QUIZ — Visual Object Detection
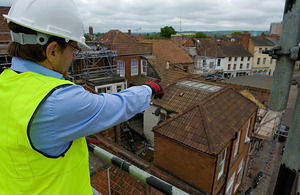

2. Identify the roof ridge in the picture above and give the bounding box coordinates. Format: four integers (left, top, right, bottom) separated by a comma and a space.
198, 104, 215, 154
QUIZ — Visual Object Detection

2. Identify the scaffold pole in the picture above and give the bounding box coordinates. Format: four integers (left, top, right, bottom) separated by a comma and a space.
88, 143, 190, 195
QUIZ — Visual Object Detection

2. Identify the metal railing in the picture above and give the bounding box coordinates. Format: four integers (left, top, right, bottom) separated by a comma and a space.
88, 143, 189, 195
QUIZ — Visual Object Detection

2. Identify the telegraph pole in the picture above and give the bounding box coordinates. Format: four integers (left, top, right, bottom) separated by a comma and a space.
267, 0, 300, 194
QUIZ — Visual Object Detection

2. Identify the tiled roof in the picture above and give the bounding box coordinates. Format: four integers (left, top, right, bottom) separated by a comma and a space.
144, 39, 193, 65
223, 74, 273, 90
219, 43, 253, 57
152, 80, 223, 113
153, 87, 257, 155
250, 37, 276, 46
197, 39, 223, 58
97, 30, 150, 56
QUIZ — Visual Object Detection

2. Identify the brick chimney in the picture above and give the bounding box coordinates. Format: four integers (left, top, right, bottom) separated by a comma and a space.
128, 29, 131, 36
241, 31, 250, 49
89, 26, 94, 36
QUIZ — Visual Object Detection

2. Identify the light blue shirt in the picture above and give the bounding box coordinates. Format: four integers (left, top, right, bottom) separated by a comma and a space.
10, 57, 152, 156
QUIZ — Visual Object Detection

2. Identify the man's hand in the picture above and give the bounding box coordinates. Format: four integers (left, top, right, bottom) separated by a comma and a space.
144, 79, 164, 99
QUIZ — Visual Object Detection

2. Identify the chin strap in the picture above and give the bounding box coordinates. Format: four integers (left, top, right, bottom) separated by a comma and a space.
10, 31, 52, 45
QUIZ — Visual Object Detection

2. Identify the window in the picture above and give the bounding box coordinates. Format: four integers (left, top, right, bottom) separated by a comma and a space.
229, 57, 232, 62
218, 148, 227, 179
131, 59, 138, 75
240, 64, 243, 69
116, 85, 122, 92
234, 131, 241, 157
245, 119, 251, 143
228, 64, 231, 70
96, 86, 112, 94
233, 64, 236, 70
160, 113, 167, 121
247, 63, 250, 69
235, 159, 245, 192
209, 62, 214, 68
263, 58, 266, 64
117, 60, 125, 76
141, 59, 147, 74
203, 59, 206, 65
248, 57, 251, 61
270, 58, 273, 64
259, 48, 262, 53
241, 57, 244, 61
234, 57, 237, 61
226, 172, 236, 195
257, 58, 261, 65
217, 59, 221, 66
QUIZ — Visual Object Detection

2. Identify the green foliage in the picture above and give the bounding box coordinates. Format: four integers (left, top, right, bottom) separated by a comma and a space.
194, 32, 208, 38
95, 32, 103, 37
145, 34, 164, 39
231, 31, 242, 36
160, 26, 176, 38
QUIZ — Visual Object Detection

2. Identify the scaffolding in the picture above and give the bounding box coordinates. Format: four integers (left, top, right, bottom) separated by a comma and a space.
69, 45, 118, 83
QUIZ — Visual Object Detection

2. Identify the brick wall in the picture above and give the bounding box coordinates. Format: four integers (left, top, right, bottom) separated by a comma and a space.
115, 56, 142, 87
154, 134, 215, 193
0, 7, 11, 41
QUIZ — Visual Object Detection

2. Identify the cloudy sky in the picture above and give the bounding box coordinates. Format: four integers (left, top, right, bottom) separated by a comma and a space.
2, 0, 285, 33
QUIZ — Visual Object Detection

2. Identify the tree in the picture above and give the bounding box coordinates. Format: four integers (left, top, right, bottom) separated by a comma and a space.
231, 31, 242, 36
160, 26, 176, 38
194, 32, 208, 38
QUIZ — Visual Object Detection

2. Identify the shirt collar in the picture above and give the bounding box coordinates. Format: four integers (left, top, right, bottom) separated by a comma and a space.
10, 57, 65, 80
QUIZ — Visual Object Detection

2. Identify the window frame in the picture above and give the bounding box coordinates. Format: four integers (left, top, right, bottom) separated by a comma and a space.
257, 58, 261, 65
234, 131, 241, 157
131, 59, 138, 75
117, 60, 125, 77
218, 148, 227, 179
234, 159, 245, 192
141, 59, 147, 74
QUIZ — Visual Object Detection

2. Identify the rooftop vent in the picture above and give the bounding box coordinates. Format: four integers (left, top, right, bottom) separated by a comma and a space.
177, 81, 222, 93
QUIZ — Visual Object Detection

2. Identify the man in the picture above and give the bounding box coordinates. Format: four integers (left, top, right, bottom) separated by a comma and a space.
0, 0, 164, 194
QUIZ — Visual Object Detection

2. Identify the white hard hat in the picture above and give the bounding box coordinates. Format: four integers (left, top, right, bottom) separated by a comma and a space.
3, 0, 90, 49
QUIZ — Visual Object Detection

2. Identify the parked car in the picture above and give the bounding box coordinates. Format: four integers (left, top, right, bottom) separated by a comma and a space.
277, 124, 289, 142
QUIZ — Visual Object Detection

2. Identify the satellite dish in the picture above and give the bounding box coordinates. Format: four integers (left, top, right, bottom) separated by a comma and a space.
154, 107, 161, 116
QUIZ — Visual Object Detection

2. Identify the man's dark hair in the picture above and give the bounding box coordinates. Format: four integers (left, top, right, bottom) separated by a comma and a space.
7, 22, 68, 62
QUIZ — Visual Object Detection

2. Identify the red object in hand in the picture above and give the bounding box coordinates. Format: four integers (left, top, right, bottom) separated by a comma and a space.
145, 79, 164, 99
85, 136, 100, 144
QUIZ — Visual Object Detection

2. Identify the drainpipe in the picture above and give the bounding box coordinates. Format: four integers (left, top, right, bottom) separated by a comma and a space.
265, 0, 300, 194
107, 167, 111, 195
211, 154, 218, 194
223, 132, 237, 194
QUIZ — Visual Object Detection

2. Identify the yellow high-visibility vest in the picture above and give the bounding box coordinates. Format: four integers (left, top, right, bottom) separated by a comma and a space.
0, 69, 92, 194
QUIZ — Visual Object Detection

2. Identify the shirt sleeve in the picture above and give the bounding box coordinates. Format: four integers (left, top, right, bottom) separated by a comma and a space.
29, 85, 152, 156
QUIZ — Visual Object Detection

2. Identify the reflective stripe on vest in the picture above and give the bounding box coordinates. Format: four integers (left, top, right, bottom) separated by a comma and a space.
0, 69, 92, 194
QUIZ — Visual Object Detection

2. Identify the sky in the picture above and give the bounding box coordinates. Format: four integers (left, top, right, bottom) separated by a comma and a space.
2, 0, 286, 34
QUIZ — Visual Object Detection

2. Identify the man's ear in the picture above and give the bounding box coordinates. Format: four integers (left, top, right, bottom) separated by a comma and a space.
45, 42, 59, 63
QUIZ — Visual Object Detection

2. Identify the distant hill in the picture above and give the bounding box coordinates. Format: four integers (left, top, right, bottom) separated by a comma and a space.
136, 30, 269, 37
178, 30, 269, 36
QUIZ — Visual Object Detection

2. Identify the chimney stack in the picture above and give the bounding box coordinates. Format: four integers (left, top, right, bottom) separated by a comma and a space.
128, 30, 131, 36
241, 31, 250, 49
89, 26, 94, 35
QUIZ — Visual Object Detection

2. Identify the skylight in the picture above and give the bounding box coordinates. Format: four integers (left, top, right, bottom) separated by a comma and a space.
177, 81, 222, 92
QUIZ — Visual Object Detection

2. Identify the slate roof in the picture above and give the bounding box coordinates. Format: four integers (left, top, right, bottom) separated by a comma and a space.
97, 30, 150, 56
223, 74, 273, 90
153, 87, 257, 155
250, 37, 276, 46
144, 39, 193, 65
219, 43, 253, 57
